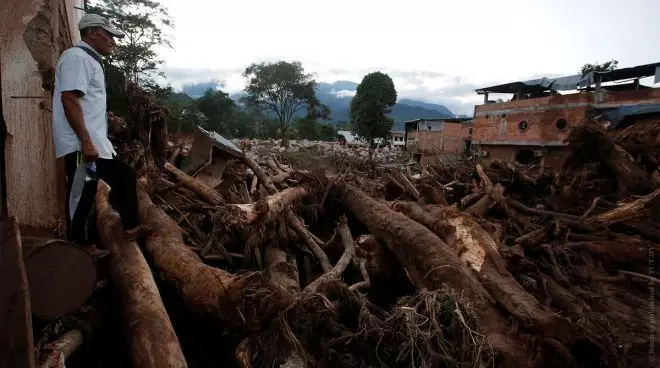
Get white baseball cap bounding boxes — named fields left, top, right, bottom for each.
left=78, top=14, right=125, bottom=38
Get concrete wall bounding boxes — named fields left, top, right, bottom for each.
left=0, top=0, right=84, bottom=229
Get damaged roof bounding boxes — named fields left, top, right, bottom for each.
left=197, top=126, right=243, bottom=158
left=476, top=61, right=660, bottom=94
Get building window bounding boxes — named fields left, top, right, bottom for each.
left=501, top=113, right=506, bottom=118
left=468, top=128, right=473, bottom=135
left=515, top=149, right=539, bottom=164
left=556, top=118, right=567, bottom=130
left=519, top=120, right=528, bottom=131
left=485, top=114, right=490, bottom=119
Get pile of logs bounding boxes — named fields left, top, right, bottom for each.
left=81, top=118, right=659, bottom=368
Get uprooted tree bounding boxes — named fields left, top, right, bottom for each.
left=241, top=61, right=323, bottom=147
left=350, top=71, right=397, bottom=160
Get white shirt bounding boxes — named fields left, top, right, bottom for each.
left=52, top=41, right=117, bottom=159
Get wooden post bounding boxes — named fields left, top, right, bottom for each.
left=0, top=217, right=35, bottom=368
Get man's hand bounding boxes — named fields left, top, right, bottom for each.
left=81, top=139, right=99, bottom=162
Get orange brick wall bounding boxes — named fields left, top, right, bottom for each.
left=472, top=93, right=590, bottom=143
left=472, top=88, right=660, bottom=145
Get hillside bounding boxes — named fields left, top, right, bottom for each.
left=196, top=80, right=457, bottom=128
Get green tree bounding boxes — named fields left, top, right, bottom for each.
left=196, top=88, right=235, bottom=134
left=88, top=0, right=173, bottom=84
left=162, top=92, right=201, bottom=135
left=350, top=72, right=397, bottom=158
left=580, top=59, right=619, bottom=76
left=318, top=123, right=337, bottom=141
left=335, top=121, right=351, bottom=131
left=241, top=61, right=319, bottom=146
left=295, top=117, right=318, bottom=139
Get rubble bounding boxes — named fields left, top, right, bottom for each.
left=32, top=87, right=660, bottom=367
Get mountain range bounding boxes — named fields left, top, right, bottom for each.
left=184, top=80, right=460, bottom=130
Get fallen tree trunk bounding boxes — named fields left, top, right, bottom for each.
left=243, top=154, right=331, bottom=273
left=338, top=184, right=527, bottom=365
left=164, top=162, right=224, bottom=205
left=0, top=218, right=35, bottom=368
left=38, top=329, right=83, bottom=368
left=270, top=171, right=291, bottom=185
left=234, top=186, right=310, bottom=224
left=96, top=181, right=187, bottom=368
left=137, top=180, right=292, bottom=329
left=392, top=201, right=571, bottom=337
left=590, top=186, right=660, bottom=225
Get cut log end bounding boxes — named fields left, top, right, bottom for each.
left=25, top=241, right=96, bottom=320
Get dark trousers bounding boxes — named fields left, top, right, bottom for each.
left=64, top=152, right=139, bottom=244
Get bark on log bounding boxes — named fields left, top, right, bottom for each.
left=0, top=218, right=35, bottom=368
left=267, top=156, right=284, bottom=174
left=164, top=162, right=224, bottom=205
left=355, top=234, right=404, bottom=282
left=38, top=329, right=83, bottom=368
left=305, top=218, right=355, bottom=293
left=270, top=171, right=291, bottom=185
left=243, top=154, right=331, bottom=272
left=137, top=183, right=275, bottom=328
left=463, top=194, right=493, bottom=216
left=392, top=201, right=573, bottom=342
left=235, top=186, right=310, bottom=224
left=419, top=184, right=447, bottom=205
left=96, top=181, right=187, bottom=368
left=338, top=184, right=526, bottom=364
left=591, top=186, right=660, bottom=225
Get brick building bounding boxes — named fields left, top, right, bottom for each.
left=471, top=62, right=660, bottom=168
left=404, top=118, right=473, bottom=163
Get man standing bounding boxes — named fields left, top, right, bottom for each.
left=52, top=14, right=149, bottom=243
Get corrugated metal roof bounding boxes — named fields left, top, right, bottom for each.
left=476, top=61, right=660, bottom=94
left=197, top=126, right=243, bottom=157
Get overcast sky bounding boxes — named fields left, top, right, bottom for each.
left=155, top=0, right=660, bottom=115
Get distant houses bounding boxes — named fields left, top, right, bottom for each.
left=336, top=130, right=402, bottom=149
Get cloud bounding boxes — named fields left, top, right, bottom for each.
left=157, top=64, right=561, bottom=117
left=332, top=89, right=356, bottom=98
left=159, top=66, right=245, bottom=91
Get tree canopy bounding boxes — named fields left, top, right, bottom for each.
left=350, top=72, right=397, bottom=146
left=196, top=89, right=235, bottom=133
left=88, top=0, right=173, bottom=84
left=580, top=59, right=619, bottom=76
left=241, top=61, right=321, bottom=146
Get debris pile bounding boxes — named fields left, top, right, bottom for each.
left=236, top=138, right=408, bottom=171
left=32, top=89, right=659, bottom=367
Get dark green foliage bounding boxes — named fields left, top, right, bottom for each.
left=580, top=59, right=619, bottom=76
left=242, top=61, right=321, bottom=146
left=196, top=88, right=235, bottom=133
left=88, top=0, right=173, bottom=84
left=350, top=72, right=397, bottom=145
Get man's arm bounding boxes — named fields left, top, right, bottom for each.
left=61, top=91, right=98, bottom=161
